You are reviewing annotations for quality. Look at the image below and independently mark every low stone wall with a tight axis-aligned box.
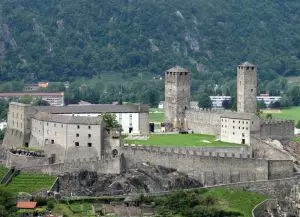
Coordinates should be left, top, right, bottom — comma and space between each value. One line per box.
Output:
18, 155, 121, 176
123, 145, 252, 158
122, 146, 269, 186
6, 151, 49, 168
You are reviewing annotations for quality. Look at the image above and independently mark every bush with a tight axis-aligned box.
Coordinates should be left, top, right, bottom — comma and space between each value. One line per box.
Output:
47, 200, 55, 210
296, 120, 300, 129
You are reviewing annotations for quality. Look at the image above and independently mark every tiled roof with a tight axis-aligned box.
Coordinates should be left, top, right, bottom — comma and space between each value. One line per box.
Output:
35, 104, 149, 114
16, 201, 37, 209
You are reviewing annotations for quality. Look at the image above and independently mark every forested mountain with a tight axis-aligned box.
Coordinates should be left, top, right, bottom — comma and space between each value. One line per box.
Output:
1, 0, 300, 82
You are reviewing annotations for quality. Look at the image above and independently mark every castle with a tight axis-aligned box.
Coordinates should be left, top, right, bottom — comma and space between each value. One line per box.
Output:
164, 62, 294, 145
1, 62, 297, 188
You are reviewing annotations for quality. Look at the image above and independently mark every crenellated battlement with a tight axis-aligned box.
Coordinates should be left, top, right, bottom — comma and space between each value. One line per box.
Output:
122, 144, 251, 159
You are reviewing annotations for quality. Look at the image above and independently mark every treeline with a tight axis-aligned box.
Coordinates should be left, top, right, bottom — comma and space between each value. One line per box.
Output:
0, 0, 300, 83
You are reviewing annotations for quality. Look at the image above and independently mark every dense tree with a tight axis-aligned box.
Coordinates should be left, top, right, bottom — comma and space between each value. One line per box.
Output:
102, 113, 121, 130
33, 99, 50, 106
198, 94, 212, 109
222, 99, 232, 110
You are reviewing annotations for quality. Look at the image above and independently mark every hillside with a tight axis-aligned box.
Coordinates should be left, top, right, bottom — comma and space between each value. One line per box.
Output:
1, 0, 300, 82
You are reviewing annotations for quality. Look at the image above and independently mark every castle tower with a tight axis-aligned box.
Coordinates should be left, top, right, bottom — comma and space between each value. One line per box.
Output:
237, 62, 257, 113
164, 66, 190, 130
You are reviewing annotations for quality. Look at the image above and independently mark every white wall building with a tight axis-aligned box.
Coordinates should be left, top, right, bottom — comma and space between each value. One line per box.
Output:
256, 94, 281, 107
210, 96, 231, 108
35, 104, 149, 136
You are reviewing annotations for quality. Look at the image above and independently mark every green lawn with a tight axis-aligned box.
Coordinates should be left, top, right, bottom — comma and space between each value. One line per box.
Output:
52, 202, 96, 217
149, 108, 164, 123
262, 106, 300, 123
203, 188, 268, 217
3, 172, 55, 194
125, 134, 241, 147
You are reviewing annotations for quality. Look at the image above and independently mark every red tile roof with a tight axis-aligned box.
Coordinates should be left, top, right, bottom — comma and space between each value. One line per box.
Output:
16, 201, 37, 209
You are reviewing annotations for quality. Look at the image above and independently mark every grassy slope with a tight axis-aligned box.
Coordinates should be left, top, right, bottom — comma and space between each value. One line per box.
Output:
4, 172, 55, 194
0, 165, 8, 181
203, 188, 268, 217
149, 108, 164, 123
263, 106, 300, 122
125, 134, 241, 147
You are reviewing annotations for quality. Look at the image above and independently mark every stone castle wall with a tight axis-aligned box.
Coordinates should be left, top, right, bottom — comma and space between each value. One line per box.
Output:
185, 109, 223, 135
122, 146, 270, 186
123, 144, 252, 158
260, 120, 295, 141
11, 154, 121, 176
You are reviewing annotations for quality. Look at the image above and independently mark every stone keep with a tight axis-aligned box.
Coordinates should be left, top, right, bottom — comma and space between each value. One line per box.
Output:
237, 62, 257, 114
164, 66, 190, 129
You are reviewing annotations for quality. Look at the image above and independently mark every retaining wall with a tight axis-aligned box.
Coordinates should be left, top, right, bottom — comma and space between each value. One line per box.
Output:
8, 154, 121, 176
122, 146, 269, 186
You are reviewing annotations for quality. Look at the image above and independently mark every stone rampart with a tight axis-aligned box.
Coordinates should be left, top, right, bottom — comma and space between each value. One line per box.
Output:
185, 109, 223, 135
6, 151, 49, 168
122, 146, 269, 186
123, 144, 252, 158
268, 160, 294, 180
260, 119, 294, 141
17, 155, 121, 176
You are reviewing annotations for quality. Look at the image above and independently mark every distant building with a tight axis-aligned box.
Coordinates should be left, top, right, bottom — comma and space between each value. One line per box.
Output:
158, 101, 198, 109
0, 122, 7, 130
210, 96, 231, 108
256, 94, 281, 107
0, 92, 64, 106
23, 82, 49, 92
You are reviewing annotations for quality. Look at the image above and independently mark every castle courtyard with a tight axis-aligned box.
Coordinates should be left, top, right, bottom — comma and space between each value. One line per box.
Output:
125, 133, 242, 147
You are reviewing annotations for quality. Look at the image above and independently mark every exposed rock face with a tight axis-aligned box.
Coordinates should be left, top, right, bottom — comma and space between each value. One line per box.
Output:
58, 162, 201, 196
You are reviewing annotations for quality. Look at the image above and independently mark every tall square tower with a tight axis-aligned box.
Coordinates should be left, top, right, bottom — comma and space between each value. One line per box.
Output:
164, 66, 190, 129
237, 62, 257, 113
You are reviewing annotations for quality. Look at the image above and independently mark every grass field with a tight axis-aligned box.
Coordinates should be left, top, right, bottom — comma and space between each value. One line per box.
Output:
125, 134, 241, 147
3, 172, 55, 194
262, 106, 300, 123
203, 188, 268, 217
149, 108, 164, 123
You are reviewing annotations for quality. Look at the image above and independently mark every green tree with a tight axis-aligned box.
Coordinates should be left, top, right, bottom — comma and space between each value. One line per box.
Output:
18, 95, 33, 104
257, 100, 266, 109
33, 99, 50, 106
198, 93, 212, 109
222, 99, 232, 110
102, 113, 121, 129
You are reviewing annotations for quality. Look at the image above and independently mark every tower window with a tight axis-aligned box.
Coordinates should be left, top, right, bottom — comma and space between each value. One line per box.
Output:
51, 140, 54, 144
88, 134, 91, 138
88, 143, 92, 147
76, 133, 79, 137
75, 142, 79, 147
88, 125, 91, 129
77, 125, 80, 129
